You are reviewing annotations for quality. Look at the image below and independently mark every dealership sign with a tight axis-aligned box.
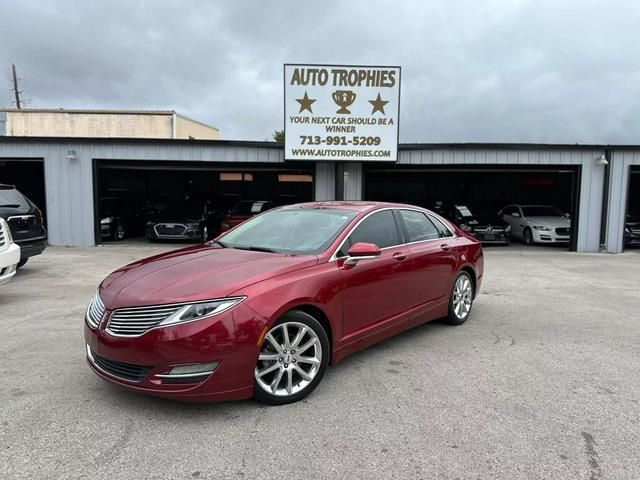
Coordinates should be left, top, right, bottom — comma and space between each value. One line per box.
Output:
284, 64, 400, 162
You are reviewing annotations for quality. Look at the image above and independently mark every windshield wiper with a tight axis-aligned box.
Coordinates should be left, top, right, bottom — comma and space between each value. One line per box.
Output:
210, 240, 228, 248
233, 245, 277, 253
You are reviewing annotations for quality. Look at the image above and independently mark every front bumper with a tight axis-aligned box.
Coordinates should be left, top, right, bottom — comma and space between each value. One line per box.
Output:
0, 243, 20, 285
15, 237, 46, 260
470, 231, 510, 244
531, 229, 570, 243
84, 302, 265, 402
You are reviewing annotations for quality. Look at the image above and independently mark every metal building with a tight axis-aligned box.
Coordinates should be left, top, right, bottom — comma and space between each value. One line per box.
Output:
0, 136, 638, 253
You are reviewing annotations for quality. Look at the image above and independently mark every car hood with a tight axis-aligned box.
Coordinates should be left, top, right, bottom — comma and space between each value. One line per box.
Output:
468, 214, 506, 226
151, 215, 203, 223
526, 216, 571, 227
99, 245, 318, 309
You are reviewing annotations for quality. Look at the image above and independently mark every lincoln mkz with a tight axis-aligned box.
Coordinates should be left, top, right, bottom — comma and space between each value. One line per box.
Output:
84, 202, 483, 404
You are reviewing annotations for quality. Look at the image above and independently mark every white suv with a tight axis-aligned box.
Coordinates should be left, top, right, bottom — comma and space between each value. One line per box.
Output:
0, 218, 20, 285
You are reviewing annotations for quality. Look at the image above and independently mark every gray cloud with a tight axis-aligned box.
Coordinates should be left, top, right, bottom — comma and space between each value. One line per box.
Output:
1, 0, 639, 143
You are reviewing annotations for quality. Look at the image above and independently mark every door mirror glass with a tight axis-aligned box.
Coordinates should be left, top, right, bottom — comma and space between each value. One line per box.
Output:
511, 212, 521, 218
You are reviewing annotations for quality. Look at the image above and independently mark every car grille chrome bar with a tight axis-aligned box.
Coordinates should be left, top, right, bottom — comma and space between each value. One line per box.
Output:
106, 304, 184, 336
86, 293, 106, 328
154, 223, 187, 237
555, 228, 570, 235
472, 227, 504, 233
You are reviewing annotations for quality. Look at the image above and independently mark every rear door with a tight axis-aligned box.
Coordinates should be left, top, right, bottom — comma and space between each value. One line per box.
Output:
337, 209, 413, 336
397, 209, 458, 311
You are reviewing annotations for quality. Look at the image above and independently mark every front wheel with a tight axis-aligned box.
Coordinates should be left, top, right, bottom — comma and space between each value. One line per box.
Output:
523, 228, 534, 245
254, 310, 330, 405
443, 271, 474, 325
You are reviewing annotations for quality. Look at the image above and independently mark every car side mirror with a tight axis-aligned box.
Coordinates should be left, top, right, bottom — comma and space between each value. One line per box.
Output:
511, 212, 520, 218
344, 242, 381, 265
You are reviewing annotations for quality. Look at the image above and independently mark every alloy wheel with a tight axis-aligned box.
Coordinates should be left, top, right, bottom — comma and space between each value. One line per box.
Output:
452, 274, 473, 320
255, 321, 322, 397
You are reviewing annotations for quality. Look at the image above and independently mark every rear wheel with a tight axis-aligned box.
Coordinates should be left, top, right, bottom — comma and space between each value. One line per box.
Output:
443, 271, 474, 325
254, 310, 329, 405
113, 223, 126, 241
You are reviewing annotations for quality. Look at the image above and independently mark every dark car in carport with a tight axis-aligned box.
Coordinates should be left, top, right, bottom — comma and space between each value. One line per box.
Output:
0, 183, 47, 268
146, 199, 220, 242
100, 196, 145, 241
625, 213, 640, 247
432, 202, 511, 244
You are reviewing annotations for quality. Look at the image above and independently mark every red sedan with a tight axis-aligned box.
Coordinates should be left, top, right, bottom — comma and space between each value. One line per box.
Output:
85, 202, 483, 404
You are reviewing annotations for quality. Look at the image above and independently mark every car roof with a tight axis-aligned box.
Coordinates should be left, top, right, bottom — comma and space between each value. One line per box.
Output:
284, 201, 426, 213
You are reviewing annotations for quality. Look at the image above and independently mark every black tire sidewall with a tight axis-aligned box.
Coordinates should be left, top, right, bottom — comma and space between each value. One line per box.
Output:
253, 310, 330, 405
524, 229, 533, 245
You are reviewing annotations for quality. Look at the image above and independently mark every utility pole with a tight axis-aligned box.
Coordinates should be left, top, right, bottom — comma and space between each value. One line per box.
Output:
11, 64, 22, 109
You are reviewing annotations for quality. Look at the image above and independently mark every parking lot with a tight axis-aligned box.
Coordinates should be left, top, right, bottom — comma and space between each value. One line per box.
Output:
1, 245, 639, 480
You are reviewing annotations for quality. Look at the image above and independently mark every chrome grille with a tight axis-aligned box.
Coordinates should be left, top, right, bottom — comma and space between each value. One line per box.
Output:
555, 227, 570, 236
0, 225, 5, 247
106, 304, 183, 337
154, 223, 187, 237
472, 226, 505, 233
86, 293, 105, 328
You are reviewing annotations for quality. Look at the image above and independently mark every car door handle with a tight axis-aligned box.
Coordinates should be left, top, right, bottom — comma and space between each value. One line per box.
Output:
440, 244, 452, 252
392, 252, 407, 261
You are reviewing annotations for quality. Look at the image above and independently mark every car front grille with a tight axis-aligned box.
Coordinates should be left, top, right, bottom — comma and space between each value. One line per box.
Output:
556, 227, 570, 236
472, 226, 505, 233
8, 215, 36, 231
88, 347, 152, 382
106, 303, 184, 336
0, 227, 5, 247
86, 293, 106, 328
154, 223, 187, 236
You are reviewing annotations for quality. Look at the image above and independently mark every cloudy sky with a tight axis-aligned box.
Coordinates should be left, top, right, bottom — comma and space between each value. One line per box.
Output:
1, 0, 639, 143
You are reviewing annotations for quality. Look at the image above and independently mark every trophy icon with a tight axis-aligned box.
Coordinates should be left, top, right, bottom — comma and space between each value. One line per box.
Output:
332, 90, 357, 114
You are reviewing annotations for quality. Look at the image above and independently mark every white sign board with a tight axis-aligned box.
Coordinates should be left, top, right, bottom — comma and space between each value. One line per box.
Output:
284, 64, 400, 162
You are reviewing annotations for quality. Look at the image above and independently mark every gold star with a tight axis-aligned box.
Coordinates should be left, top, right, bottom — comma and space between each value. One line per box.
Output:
369, 93, 388, 115
296, 91, 316, 113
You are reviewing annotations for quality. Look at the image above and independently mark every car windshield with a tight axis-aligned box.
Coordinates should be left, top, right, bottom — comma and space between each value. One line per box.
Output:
522, 206, 566, 217
218, 207, 358, 254
0, 187, 29, 208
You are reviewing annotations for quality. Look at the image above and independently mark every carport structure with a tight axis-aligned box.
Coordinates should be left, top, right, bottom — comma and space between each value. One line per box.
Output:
0, 137, 639, 253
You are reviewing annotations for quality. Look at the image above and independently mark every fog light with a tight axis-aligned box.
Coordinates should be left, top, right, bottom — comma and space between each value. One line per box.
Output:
155, 362, 219, 380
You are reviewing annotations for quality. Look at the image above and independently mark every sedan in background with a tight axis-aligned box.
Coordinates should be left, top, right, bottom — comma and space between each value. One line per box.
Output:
499, 204, 571, 245
435, 202, 511, 245
219, 200, 274, 232
85, 202, 483, 404
146, 199, 219, 242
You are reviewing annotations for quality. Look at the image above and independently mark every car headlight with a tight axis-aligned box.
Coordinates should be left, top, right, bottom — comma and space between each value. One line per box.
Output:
101, 217, 114, 225
460, 223, 471, 231
185, 222, 200, 229
1, 219, 13, 243
532, 225, 551, 231
146, 221, 155, 226
221, 222, 230, 229
505, 225, 511, 233
159, 297, 246, 327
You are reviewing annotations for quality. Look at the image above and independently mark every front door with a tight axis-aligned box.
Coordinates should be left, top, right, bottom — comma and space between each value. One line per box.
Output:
337, 210, 413, 337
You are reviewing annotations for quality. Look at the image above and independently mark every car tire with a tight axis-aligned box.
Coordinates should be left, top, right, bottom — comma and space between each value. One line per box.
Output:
113, 223, 126, 241
523, 228, 534, 246
16, 258, 28, 269
254, 310, 330, 405
443, 271, 474, 326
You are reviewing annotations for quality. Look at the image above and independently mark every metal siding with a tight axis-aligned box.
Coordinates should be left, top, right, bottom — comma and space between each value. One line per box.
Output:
314, 162, 335, 201
344, 163, 363, 200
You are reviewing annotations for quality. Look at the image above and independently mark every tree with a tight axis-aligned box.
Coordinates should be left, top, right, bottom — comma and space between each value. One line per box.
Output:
272, 130, 284, 143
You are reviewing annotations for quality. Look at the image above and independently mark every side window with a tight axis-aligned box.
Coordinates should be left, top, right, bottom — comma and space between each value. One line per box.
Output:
399, 210, 440, 242
429, 216, 454, 238
338, 210, 400, 256
502, 206, 515, 216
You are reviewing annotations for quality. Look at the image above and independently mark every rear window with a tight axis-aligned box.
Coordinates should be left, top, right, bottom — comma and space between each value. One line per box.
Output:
0, 187, 29, 208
